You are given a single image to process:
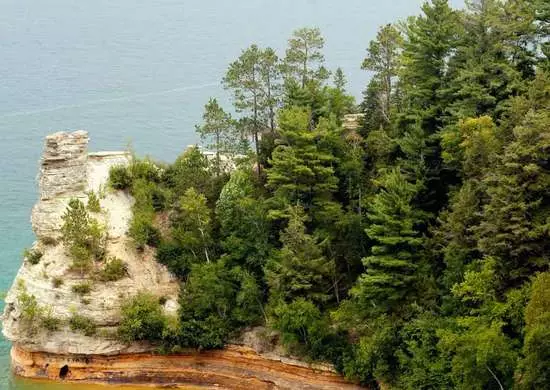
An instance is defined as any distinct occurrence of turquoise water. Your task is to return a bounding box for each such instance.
[0,1,463,388]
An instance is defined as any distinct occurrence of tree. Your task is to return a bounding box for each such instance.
[326,68,356,124]
[476,109,550,285]
[173,188,213,264]
[266,107,340,223]
[261,48,282,132]
[352,168,424,314]
[195,98,238,175]
[284,27,328,88]
[443,0,533,121]
[223,45,282,172]
[265,206,334,306]
[362,24,403,126]
[519,272,550,388]
[216,169,271,274]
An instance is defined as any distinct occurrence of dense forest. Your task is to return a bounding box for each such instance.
[101,0,550,388]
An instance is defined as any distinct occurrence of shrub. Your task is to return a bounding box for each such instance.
[16,281,60,334]
[41,307,61,332]
[71,282,92,295]
[40,237,58,246]
[97,257,127,282]
[61,199,106,272]
[23,248,43,265]
[129,211,160,249]
[16,282,42,335]
[87,191,101,212]
[109,165,132,190]
[69,313,97,336]
[117,292,167,343]
[130,159,163,183]
[52,277,64,288]
[156,240,190,278]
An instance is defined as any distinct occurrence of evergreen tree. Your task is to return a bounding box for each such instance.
[223,44,282,170]
[195,98,238,174]
[265,206,334,305]
[352,168,424,314]
[362,24,402,127]
[266,107,340,223]
[283,27,328,88]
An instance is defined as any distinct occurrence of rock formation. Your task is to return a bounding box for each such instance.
[2,131,362,389]
[3,131,180,355]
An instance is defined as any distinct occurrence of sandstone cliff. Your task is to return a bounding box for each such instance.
[2,131,362,390]
[2,131,180,355]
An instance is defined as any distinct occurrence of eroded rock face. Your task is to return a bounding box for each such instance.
[2,131,180,356]
[11,344,362,390]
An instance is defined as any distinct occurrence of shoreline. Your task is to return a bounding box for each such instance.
[10,344,362,390]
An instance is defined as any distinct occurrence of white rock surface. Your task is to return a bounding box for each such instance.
[2,131,180,355]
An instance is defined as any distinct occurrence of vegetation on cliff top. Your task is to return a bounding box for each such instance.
[103,0,550,388]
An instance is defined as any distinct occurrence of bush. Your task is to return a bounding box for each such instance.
[16,281,60,334]
[97,257,127,282]
[52,277,64,288]
[156,240,190,278]
[109,165,132,190]
[23,248,43,265]
[129,211,160,249]
[87,191,101,212]
[130,159,163,183]
[69,313,97,336]
[40,237,58,246]
[117,292,168,343]
[71,282,92,295]
[61,199,106,272]
[41,308,61,332]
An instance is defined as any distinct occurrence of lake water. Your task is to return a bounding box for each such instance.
[0,0,463,388]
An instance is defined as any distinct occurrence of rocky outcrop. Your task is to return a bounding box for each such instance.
[3,131,180,356]
[2,131,361,389]
[11,345,361,389]
[342,113,365,131]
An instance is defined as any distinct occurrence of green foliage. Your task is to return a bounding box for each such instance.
[86,191,101,212]
[171,188,213,264]
[71,281,92,296]
[117,292,168,343]
[69,313,97,336]
[16,281,60,334]
[265,206,334,305]
[352,168,424,314]
[178,261,262,349]
[195,98,241,174]
[97,257,127,282]
[23,248,43,265]
[109,165,132,190]
[128,208,160,249]
[61,198,106,273]
[51,276,64,288]
[519,272,550,388]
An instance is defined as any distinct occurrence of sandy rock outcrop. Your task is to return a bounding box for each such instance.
[11,344,362,390]
[2,131,180,355]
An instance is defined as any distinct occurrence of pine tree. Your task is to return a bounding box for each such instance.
[195,98,238,175]
[352,168,424,314]
[223,44,282,171]
[284,27,328,88]
[265,206,334,305]
[266,107,340,222]
[476,108,550,285]
[362,24,402,127]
